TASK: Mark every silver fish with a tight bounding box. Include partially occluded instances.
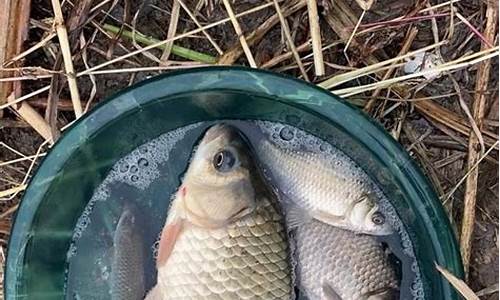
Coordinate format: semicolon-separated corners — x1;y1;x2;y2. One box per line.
145;124;293;300
111;207;146;300
253;127;393;236
294;219;399;300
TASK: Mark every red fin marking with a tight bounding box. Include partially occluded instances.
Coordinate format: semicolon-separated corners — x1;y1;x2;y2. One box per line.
156;220;184;267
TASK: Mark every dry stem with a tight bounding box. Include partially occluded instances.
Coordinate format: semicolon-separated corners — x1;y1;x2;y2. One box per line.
50;0;82;117
459;1;497;277
273;0;309;81
306;0;324;75
222;0;257;67
160;0;180;64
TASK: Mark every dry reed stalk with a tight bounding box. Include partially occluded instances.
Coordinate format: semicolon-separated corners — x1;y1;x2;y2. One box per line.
221;0;257;67
0;185;27;199
8;94;54;142
444;140;499;204
86;65;210;75
0;0;55;143
415;100;498;149
449;74;485;154
0;75;53;82
364;27;418;112
160;0;180;64
332;49;499;97
0;86;50;110
436;264;480;300
306;0;324;75
28;97;80;111
218;0;306;65
319;41;446;89
455;12;494;48
177;0;223;55
354;1;456;37
50;0;82;117
273;0;309;81
0;66;60;75
0;0;31;111
261;40;312;68
4;32;57;66
475;284;499;297
80;2;275;75
0;153;47;167
321;0;498;150
0;205;19;219
1;2;275;110
459;1;497;277
354;0;374;11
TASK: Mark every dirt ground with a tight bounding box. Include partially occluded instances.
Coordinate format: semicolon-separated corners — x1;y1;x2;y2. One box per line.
0;0;498;298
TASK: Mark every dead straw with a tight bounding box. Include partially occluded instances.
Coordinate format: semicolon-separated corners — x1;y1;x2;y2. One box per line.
50;0;82;117
459;1;498;277
221;0;257;67
176;0;223;55
306;0;324;75
364;27;418;112
160;0;180;64
103;24;217;64
436;264;480;300
273;0;309;81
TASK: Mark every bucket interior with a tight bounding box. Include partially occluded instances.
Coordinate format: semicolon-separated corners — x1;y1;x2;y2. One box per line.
6;68;463;299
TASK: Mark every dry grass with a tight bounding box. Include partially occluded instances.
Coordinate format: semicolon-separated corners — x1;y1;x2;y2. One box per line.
0;0;498;298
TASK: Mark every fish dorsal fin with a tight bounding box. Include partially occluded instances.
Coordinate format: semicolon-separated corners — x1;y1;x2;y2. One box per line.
322;283;343;300
156;217;184;267
286;203;313;229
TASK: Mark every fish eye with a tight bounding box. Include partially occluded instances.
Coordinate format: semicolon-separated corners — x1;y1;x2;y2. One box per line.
213;150;236;172
371;212;385;225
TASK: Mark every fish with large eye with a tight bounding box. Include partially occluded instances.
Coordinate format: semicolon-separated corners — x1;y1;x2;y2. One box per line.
145;124;293;300
252;129;394;236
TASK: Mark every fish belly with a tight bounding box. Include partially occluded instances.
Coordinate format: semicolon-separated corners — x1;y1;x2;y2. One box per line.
156;199;292;300
294;220;398;300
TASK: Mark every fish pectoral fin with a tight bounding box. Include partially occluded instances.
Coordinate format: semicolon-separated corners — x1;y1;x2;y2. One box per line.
286;203;313;229
322;282;343;300
310;210;346;227
157;218;184;267
144;285;163;300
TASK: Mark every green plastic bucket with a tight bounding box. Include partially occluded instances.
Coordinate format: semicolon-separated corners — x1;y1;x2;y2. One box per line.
6;67;463;299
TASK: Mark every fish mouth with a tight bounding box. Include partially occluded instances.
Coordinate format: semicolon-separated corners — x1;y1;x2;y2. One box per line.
201;123;241;145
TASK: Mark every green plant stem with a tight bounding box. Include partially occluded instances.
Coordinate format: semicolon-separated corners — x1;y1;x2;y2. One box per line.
103;24;217;64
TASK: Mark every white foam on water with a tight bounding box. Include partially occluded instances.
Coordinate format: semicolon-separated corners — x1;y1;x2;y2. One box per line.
254;120;424;300
67;123;202;259
67;119;425;299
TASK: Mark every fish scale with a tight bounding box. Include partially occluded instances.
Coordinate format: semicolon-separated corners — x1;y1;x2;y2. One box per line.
252;125;394;235
294;220;399;299
260;140;369;215
156;198;292;300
